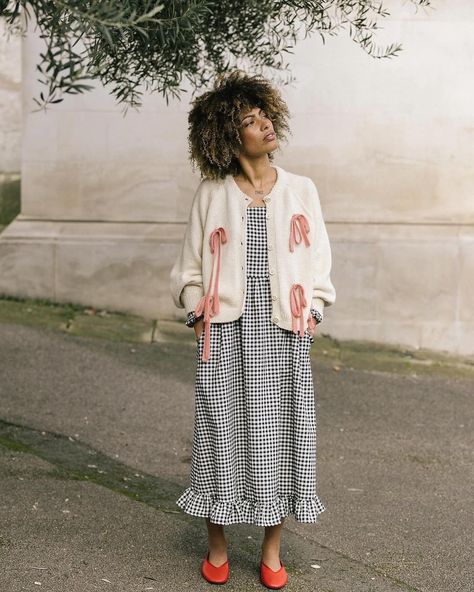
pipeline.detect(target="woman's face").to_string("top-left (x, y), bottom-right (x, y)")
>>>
top-left (236, 106), bottom-right (278, 157)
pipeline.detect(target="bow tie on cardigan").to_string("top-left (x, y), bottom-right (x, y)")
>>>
top-left (289, 214), bottom-right (311, 252)
top-left (195, 227), bottom-right (227, 362)
top-left (192, 213), bottom-right (318, 359)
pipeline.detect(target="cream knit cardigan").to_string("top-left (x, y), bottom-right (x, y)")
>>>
top-left (170, 165), bottom-right (336, 360)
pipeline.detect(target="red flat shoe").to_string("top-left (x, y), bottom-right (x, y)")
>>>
top-left (201, 551), bottom-right (230, 584)
top-left (260, 559), bottom-right (288, 589)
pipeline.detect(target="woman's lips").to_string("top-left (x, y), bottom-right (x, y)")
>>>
top-left (264, 132), bottom-right (276, 142)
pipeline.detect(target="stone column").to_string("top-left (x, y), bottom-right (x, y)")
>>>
top-left (0, 10), bottom-right (200, 323)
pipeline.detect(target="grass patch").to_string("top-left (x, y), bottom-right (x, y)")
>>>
top-left (0, 418), bottom-right (182, 514)
top-left (0, 294), bottom-right (158, 344)
top-left (310, 332), bottom-right (474, 378)
top-left (0, 294), bottom-right (473, 379)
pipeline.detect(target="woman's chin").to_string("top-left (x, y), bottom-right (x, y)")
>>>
top-left (265, 140), bottom-right (278, 151)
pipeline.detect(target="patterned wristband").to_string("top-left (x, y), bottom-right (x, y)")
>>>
top-left (310, 308), bottom-right (323, 325)
top-left (185, 310), bottom-right (204, 328)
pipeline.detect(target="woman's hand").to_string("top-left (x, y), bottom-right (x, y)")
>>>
top-left (194, 318), bottom-right (204, 341)
top-left (306, 313), bottom-right (317, 337)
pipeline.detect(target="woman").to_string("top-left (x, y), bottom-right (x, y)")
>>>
top-left (169, 70), bottom-right (336, 589)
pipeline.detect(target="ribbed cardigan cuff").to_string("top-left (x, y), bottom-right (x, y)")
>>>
top-left (181, 285), bottom-right (204, 315)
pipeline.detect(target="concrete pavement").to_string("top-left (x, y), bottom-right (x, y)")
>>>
top-left (0, 305), bottom-right (472, 592)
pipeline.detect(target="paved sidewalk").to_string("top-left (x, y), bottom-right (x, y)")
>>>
top-left (0, 315), bottom-right (472, 592)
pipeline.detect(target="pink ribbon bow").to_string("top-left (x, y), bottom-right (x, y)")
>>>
top-left (289, 214), bottom-right (311, 252)
top-left (195, 226), bottom-right (227, 362)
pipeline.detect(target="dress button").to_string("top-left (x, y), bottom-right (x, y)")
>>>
top-left (266, 197), bottom-right (271, 202)
top-left (269, 268), bottom-right (274, 274)
top-left (267, 245), bottom-right (273, 250)
top-left (273, 316), bottom-right (279, 323)
top-left (272, 295), bottom-right (278, 301)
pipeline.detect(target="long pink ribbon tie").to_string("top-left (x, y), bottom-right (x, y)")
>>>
top-left (290, 283), bottom-right (307, 337)
top-left (195, 226), bottom-right (227, 362)
top-left (289, 214), bottom-right (311, 252)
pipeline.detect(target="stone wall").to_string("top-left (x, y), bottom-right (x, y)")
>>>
top-left (0, 3), bottom-right (473, 355)
top-left (0, 17), bottom-right (21, 227)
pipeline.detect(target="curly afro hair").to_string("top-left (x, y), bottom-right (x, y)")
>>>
top-left (187, 69), bottom-right (292, 181)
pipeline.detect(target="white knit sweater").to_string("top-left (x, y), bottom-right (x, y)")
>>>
top-left (170, 165), bottom-right (336, 352)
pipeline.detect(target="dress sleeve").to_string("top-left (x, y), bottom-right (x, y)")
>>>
top-left (309, 307), bottom-right (323, 325)
top-left (185, 310), bottom-right (204, 328)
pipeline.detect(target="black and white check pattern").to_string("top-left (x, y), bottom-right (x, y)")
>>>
top-left (176, 206), bottom-right (326, 526)
top-left (186, 307), bottom-right (322, 333)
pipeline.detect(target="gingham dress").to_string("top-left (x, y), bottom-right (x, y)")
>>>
top-left (176, 205), bottom-right (326, 526)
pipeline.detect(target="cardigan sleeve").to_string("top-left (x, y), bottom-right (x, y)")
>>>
top-left (308, 178), bottom-right (336, 318)
top-left (169, 180), bottom-right (207, 314)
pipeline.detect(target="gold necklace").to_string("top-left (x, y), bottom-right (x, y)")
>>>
top-left (245, 172), bottom-right (271, 195)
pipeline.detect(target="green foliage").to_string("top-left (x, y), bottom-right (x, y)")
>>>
top-left (0, 0), bottom-right (433, 114)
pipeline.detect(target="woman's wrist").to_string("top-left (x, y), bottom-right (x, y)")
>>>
top-left (193, 318), bottom-right (204, 340)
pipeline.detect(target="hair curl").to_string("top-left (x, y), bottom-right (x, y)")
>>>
top-left (187, 70), bottom-right (291, 181)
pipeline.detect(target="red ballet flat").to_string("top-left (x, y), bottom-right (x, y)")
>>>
top-left (260, 559), bottom-right (288, 589)
top-left (201, 551), bottom-right (230, 584)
